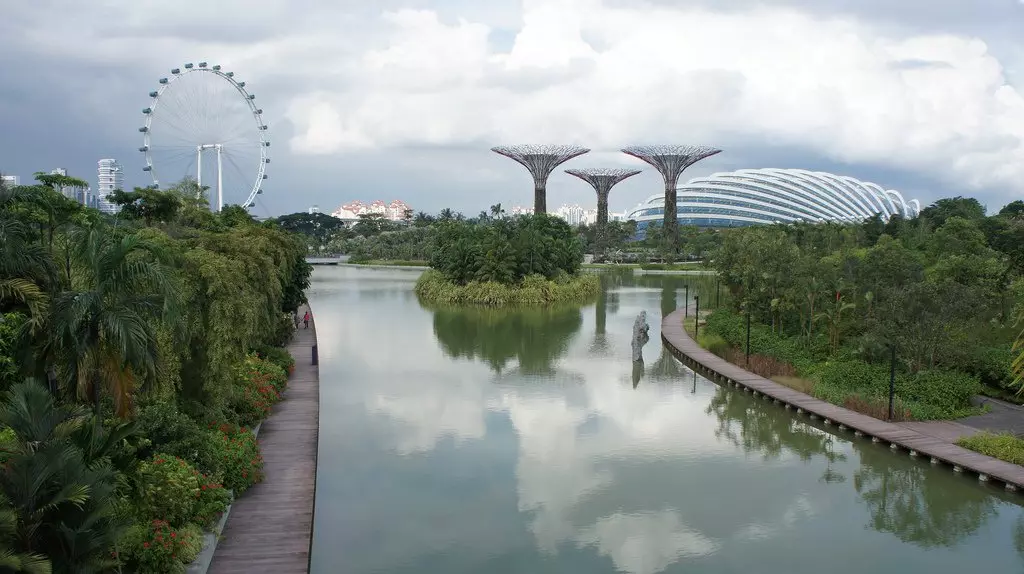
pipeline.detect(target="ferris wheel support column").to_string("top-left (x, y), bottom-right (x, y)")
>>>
top-left (196, 145), bottom-right (203, 188)
top-left (217, 144), bottom-right (224, 212)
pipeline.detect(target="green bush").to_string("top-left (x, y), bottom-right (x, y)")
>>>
top-left (207, 422), bottom-right (263, 494)
top-left (135, 454), bottom-right (201, 527)
top-left (120, 519), bottom-right (203, 574)
top-left (135, 401), bottom-right (224, 478)
top-left (957, 432), bottom-right (1024, 465)
top-left (228, 354), bottom-right (286, 426)
top-left (193, 473), bottom-right (231, 528)
top-left (415, 269), bottom-right (600, 306)
top-left (696, 333), bottom-right (730, 357)
top-left (255, 345), bottom-right (295, 375)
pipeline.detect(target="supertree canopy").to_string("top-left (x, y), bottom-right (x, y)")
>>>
top-left (491, 144), bottom-right (590, 214)
top-left (564, 168), bottom-right (642, 225)
top-left (621, 145), bottom-right (721, 249)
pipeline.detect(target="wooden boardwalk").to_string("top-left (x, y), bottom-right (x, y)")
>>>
top-left (210, 305), bottom-right (320, 573)
top-left (661, 308), bottom-right (1024, 492)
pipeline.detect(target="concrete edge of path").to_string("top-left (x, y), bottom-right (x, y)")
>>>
top-left (660, 307), bottom-right (1024, 493)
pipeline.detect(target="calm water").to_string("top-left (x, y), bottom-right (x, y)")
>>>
top-left (308, 266), bottom-right (1024, 574)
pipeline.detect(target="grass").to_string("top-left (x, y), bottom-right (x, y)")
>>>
top-left (351, 259), bottom-right (428, 267)
top-left (956, 432), bottom-right (1024, 465)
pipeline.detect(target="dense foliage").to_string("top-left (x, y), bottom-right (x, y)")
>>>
top-left (700, 197), bottom-right (1024, 420)
top-left (0, 174), bottom-right (310, 572)
top-left (414, 213), bottom-right (599, 306)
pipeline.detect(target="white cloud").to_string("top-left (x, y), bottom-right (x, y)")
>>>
top-left (275, 1), bottom-right (1024, 193)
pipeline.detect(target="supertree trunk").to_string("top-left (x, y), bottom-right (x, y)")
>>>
top-left (535, 183), bottom-right (547, 214)
top-left (597, 190), bottom-right (610, 226)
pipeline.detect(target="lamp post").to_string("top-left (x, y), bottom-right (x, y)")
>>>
top-left (887, 344), bottom-right (897, 420)
top-left (715, 278), bottom-right (720, 308)
top-left (745, 304), bottom-right (751, 367)
top-left (684, 284), bottom-right (689, 318)
top-left (694, 295), bottom-right (700, 339)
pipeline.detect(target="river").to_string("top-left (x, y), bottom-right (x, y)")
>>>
top-left (308, 266), bottom-right (1024, 574)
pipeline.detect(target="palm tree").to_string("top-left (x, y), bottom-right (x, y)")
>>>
top-left (46, 224), bottom-right (178, 415)
top-left (0, 381), bottom-right (125, 572)
top-left (0, 493), bottom-right (51, 573)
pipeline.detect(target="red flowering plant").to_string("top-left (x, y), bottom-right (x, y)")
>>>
top-left (120, 519), bottom-right (203, 573)
top-left (229, 354), bottom-right (287, 426)
top-left (136, 454), bottom-right (201, 527)
top-left (207, 421), bottom-right (264, 494)
top-left (193, 472), bottom-right (231, 528)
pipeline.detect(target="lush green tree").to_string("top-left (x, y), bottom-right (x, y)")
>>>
top-left (919, 196), bottom-right (986, 229)
top-left (109, 187), bottom-right (181, 226)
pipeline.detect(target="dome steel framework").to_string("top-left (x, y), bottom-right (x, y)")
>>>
top-left (626, 168), bottom-right (921, 231)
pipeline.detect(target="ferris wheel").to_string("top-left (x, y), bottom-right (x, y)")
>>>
top-left (138, 62), bottom-right (269, 211)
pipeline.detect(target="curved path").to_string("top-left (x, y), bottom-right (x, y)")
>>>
top-left (660, 308), bottom-right (1024, 492)
top-left (210, 304), bottom-right (320, 573)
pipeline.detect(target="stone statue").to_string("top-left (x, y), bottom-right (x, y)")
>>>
top-left (632, 310), bottom-right (650, 362)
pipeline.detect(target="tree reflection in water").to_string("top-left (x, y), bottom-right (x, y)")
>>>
top-left (431, 305), bottom-right (583, 375)
top-left (705, 387), bottom-right (846, 467)
top-left (851, 442), bottom-right (998, 549)
top-left (706, 385), bottom-right (1016, 550)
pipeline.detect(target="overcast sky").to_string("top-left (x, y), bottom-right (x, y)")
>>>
top-left (3, 0), bottom-right (1024, 217)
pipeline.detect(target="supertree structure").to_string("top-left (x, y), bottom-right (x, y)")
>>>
top-left (621, 145), bottom-right (721, 245)
top-left (565, 168), bottom-right (642, 225)
top-left (491, 145), bottom-right (590, 214)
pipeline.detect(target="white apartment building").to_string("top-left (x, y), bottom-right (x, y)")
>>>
top-left (309, 205), bottom-right (320, 214)
top-left (553, 204), bottom-right (597, 226)
top-left (0, 175), bottom-right (19, 187)
top-left (97, 159), bottom-right (124, 214)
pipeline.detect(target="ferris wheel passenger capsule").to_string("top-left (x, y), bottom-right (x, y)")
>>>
top-left (198, 62), bottom-right (207, 68)
top-left (184, 63), bottom-right (194, 69)
top-left (225, 72), bottom-right (234, 77)
top-left (159, 78), bottom-right (168, 84)
top-left (212, 65), bottom-right (221, 70)
top-left (238, 81), bottom-right (245, 88)
top-left (171, 68), bottom-right (180, 74)
top-left (149, 91), bottom-right (158, 97)
top-left (138, 126), bottom-right (149, 132)
top-left (139, 146), bottom-right (148, 152)
top-left (142, 166), bottom-right (152, 172)
top-left (142, 108), bottom-right (152, 114)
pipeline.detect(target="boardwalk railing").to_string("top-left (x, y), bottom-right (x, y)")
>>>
top-left (660, 308), bottom-right (1024, 492)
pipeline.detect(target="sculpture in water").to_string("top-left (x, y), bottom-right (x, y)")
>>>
top-left (632, 310), bottom-right (650, 362)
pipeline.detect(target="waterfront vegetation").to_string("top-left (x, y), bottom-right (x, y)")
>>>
top-left (0, 175), bottom-right (310, 572)
top-left (415, 213), bottom-right (600, 306)
top-left (690, 197), bottom-right (1024, 428)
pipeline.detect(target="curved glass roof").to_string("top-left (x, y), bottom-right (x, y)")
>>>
top-left (627, 168), bottom-right (920, 226)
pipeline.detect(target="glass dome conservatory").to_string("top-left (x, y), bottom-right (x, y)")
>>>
top-left (627, 168), bottom-right (921, 232)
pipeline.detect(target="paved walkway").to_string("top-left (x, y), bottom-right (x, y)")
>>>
top-left (210, 304), bottom-right (320, 574)
top-left (662, 308), bottom-right (1024, 491)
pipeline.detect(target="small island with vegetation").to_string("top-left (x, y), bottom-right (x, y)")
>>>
top-left (414, 213), bottom-right (600, 306)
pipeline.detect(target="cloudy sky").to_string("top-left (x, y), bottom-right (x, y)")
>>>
top-left (3, 0), bottom-right (1024, 216)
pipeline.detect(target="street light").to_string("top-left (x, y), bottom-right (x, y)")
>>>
top-left (715, 278), bottom-right (721, 308)
top-left (887, 344), bottom-right (897, 420)
top-left (745, 303), bottom-right (751, 367)
top-left (684, 283), bottom-right (689, 318)
top-left (694, 295), bottom-right (700, 339)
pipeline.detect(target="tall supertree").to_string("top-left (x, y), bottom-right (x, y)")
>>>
top-left (621, 145), bottom-right (721, 247)
top-left (564, 168), bottom-right (642, 225)
top-left (491, 145), bottom-right (590, 214)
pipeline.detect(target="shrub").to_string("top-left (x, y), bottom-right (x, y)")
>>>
top-left (135, 454), bottom-right (201, 527)
top-left (228, 354), bottom-right (286, 426)
top-left (696, 333), bottom-right (730, 357)
top-left (957, 432), bottom-right (1024, 465)
top-left (120, 519), bottom-right (203, 574)
top-left (255, 345), bottom-right (295, 376)
top-left (208, 422), bottom-right (264, 494)
top-left (415, 269), bottom-right (600, 306)
top-left (135, 401), bottom-right (224, 477)
top-left (193, 473), bottom-right (231, 528)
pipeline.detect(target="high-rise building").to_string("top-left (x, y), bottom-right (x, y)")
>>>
top-left (553, 204), bottom-right (595, 226)
top-left (0, 175), bottom-right (18, 187)
top-left (97, 159), bottom-right (124, 214)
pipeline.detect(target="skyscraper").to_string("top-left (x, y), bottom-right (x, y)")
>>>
top-left (0, 175), bottom-right (18, 187)
top-left (97, 159), bottom-right (124, 214)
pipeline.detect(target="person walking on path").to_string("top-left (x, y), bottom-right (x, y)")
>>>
top-left (293, 311), bottom-right (300, 330)
top-left (303, 309), bottom-right (311, 329)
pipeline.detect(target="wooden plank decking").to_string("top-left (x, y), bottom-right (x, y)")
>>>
top-left (661, 308), bottom-right (1024, 492)
top-left (209, 304), bottom-right (320, 573)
